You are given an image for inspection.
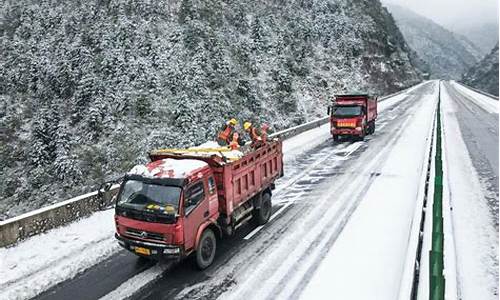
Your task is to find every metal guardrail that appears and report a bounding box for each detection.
[429,85,445,299]
[0,84,419,248]
[0,185,120,247]
[455,81,499,100]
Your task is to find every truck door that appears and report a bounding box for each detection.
[183,180,209,251]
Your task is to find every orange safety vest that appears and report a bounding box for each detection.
[261,124,269,143]
[249,127,262,142]
[218,124,233,143]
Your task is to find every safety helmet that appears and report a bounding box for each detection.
[243,122,252,130]
[229,118,238,126]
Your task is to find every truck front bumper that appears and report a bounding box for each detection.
[115,233,183,260]
[331,128,362,136]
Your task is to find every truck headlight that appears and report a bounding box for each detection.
[355,127,362,131]
[164,247,180,254]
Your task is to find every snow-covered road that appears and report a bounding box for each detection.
[439,82,498,299]
[1,80,497,300]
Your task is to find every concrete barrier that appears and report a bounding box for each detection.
[269,116,330,140]
[0,186,120,247]
[0,85,417,248]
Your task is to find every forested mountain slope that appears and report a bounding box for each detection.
[452,22,499,56]
[386,4,481,79]
[0,0,422,218]
[462,44,499,96]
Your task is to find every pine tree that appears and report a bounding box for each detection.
[54,121,82,181]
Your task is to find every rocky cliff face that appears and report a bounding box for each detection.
[386,3,481,80]
[0,0,422,218]
[463,44,499,96]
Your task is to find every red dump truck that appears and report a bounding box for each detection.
[113,141,283,269]
[328,94,378,141]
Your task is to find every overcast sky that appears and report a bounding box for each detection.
[382,0,498,28]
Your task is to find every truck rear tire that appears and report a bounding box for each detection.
[195,229,216,270]
[253,193,272,225]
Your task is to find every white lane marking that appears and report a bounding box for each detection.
[99,264,171,300]
[242,143,362,241]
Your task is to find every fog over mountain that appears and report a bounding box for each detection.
[451,23,499,56]
[386,4,482,79]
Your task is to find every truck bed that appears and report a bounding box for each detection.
[149,140,284,217]
[215,141,283,217]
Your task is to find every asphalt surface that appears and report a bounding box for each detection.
[443,82,499,225]
[32,81,438,300]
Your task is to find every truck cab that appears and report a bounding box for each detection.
[328,94,377,141]
[114,158,220,267]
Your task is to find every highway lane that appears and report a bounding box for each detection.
[441,81,499,299]
[131,82,438,300]
[30,81,436,300]
[443,81,499,223]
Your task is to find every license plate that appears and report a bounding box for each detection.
[134,247,151,255]
[339,122,355,128]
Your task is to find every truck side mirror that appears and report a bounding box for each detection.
[327,106,331,115]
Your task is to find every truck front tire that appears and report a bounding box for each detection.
[195,229,216,270]
[253,193,272,225]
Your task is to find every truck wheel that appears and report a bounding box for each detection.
[195,229,216,270]
[371,122,376,134]
[253,193,272,225]
[333,135,340,142]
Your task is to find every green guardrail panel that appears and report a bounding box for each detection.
[430,84,445,300]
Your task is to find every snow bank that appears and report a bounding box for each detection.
[0,210,119,300]
[451,81,498,114]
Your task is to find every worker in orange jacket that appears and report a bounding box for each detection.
[217,118,238,146]
[244,121,264,148]
[261,123,269,143]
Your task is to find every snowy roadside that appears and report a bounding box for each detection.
[450,81,499,114]
[440,85,498,299]
[298,85,437,299]
[0,210,119,300]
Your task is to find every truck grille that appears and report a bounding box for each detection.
[125,228,164,242]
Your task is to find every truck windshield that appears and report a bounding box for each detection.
[117,180,181,214]
[333,106,362,117]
